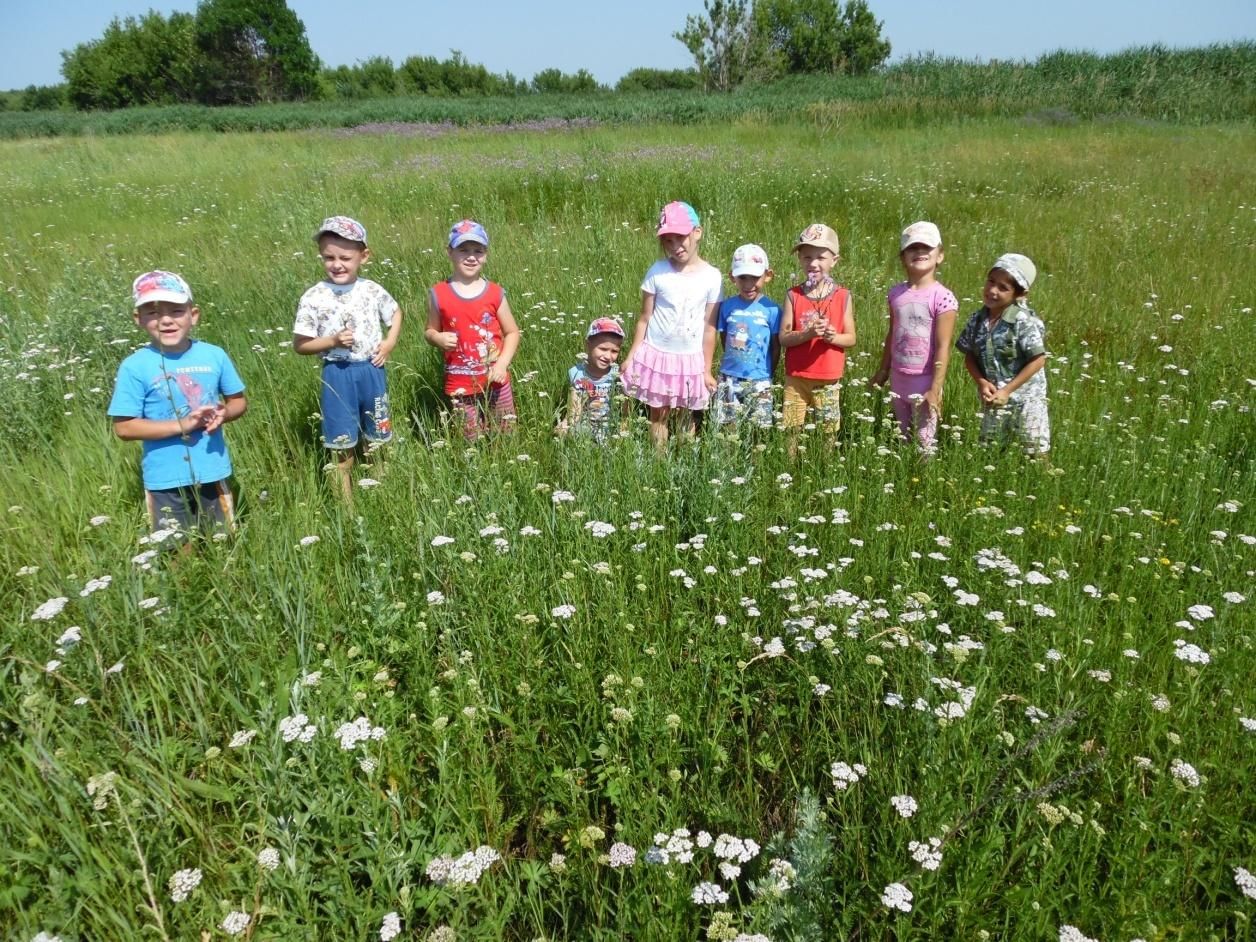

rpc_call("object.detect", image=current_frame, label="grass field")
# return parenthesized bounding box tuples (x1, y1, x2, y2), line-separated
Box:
(1, 113, 1254, 941)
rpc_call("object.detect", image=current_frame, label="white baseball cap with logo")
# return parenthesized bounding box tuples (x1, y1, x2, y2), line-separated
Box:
(730, 243, 769, 277)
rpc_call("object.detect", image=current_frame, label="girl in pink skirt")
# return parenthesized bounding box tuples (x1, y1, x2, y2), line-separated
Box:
(621, 201, 723, 448)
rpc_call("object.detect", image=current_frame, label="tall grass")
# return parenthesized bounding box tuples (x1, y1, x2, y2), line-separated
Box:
(1, 43, 1252, 140)
(0, 117, 1254, 940)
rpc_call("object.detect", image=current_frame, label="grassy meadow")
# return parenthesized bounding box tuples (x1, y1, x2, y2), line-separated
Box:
(1, 112, 1254, 941)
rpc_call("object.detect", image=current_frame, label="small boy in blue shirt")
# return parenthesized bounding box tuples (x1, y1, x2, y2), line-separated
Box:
(709, 244, 781, 427)
(108, 271, 247, 537)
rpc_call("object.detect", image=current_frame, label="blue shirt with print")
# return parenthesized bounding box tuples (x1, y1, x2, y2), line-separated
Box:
(717, 295, 781, 381)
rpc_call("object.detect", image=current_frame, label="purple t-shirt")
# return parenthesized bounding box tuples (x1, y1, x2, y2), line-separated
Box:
(886, 281, 958, 375)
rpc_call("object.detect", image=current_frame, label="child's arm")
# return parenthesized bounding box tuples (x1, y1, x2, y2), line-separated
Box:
(558, 385, 581, 435)
(963, 351, 997, 403)
(371, 306, 404, 367)
(988, 355, 1045, 407)
(871, 302, 893, 387)
(702, 302, 720, 392)
(829, 297, 856, 348)
(293, 330, 352, 355)
(623, 292, 655, 370)
(424, 290, 458, 352)
(487, 298, 520, 386)
(779, 291, 814, 348)
(924, 309, 958, 414)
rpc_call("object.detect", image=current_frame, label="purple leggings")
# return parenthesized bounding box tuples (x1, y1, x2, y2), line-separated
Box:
(891, 370, 937, 452)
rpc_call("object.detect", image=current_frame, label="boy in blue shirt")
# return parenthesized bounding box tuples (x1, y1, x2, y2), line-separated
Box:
(109, 271, 247, 538)
(709, 244, 781, 428)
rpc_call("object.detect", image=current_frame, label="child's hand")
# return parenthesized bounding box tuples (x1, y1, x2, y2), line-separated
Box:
(704, 372, 718, 394)
(370, 341, 395, 367)
(432, 330, 458, 352)
(976, 378, 997, 403)
(923, 388, 942, 415)
(870, 367, 889, 388)
(487, 363, 509, 386)
(200, 403, 228, 434)
(333, 327, 355, 349)
(555, 419, 569, 436)
(989, 389, 1010, 408)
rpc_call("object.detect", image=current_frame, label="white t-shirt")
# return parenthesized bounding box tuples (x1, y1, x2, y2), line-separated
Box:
(640, 259, 722, 355)
(293, 278, 399, 362)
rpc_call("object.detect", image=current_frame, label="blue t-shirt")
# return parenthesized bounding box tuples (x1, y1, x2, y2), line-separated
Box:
(108, 341, 245, 490)
(567, 362, 619, 442)
(717, 295, 781, 381)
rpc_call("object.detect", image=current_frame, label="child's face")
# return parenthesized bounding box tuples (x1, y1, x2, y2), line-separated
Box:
(660, 228, 701, 266)
(901, 242, 943, 279)
(448, 241, 487, 280)
(319, 235, 369, 285)
(983, 268, 1023, 314)
(585, 335, 622, 374)
(796, 246, 837, 283)
(135, 300, 199, 353)
(733, 272, 770, 301)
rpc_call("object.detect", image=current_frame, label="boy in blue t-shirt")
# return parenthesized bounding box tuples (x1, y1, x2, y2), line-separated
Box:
(710, 244, 781, 427)
(108, 271, 247, 538)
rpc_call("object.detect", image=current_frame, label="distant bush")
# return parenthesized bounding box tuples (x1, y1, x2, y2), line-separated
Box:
(1, 43, 1251, 139)
(615, 68, 701, 93)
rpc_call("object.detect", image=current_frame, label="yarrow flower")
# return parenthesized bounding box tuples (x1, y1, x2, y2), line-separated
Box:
(881, 882, 913, 912)
(79, 576, 112, 597)
(220, 911, 249, 936)
(426, 845, 501, 886)
(909, 837, 944, 870)
(1170, 758, 1200, 787)
(431, 535, 455, 546)
(1235, 866, 1256, 900)
(551, 604, 576, 619)
(1186, 604, 1215, 621)
(1173, 640, 1211, 664)
(379, 911, 401, 941)
(830, 760, 867, 790)
(584, 520, 616, 538)
(228, 729, 258, 749)
(279, 713, 317, 743)
(608, 841, 637, 868)
(334, 716, 386, 750)
(167, 867, 202, 903)
(891, 795, 918, 818)
(1058, 926, 1098, 942)
(713, 833, 761, 863)
(257, 847, 280, 871)
(691, 881, 730, 905)
(31, 597, 69, 621)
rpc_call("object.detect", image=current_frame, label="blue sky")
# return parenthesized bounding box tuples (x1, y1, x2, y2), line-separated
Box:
(1, 0, 1252, 90)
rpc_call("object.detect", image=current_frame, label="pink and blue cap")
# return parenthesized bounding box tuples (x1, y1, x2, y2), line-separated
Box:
(656, 201, 700, 237)
(315, 215, 368, 245)
(449, 219, 489, 249)
(586, 316, 625, 341)
(132, 270, 193, 307)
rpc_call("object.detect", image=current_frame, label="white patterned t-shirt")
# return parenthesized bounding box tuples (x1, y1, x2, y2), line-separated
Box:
(293, 278, 399, 362)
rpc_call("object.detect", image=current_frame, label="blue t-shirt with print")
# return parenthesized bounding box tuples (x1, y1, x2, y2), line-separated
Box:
(108, 340, 245, 490)
(717, 295, 781, 381)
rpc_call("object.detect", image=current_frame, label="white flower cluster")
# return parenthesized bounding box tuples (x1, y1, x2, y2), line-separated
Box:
(79, 575, 112, 597)
(909, 837, 943, 871)
(1235, 866, 1256, 900)
(31, 597, 69, 621)
(1173, 640, 1211, 664)
(85, 771, 118, 811)
(756, 858, 796, 896)
(334, 716, 386, 751)
(691, 881, 729, 905)
(426, 845, 501, 886)
(279, 713, 317, 743)
(608, 841, 636, 868)
(891, 795, 918, 818)
(831, 760, 867, 790)
(229, 729, 258, 749)
(1170, 758, 1200, 787)
(584, 520, 616, 538)
(257, 847, 280, 871)
(220, 911, 249, 936)
(881, 882, 913, 912)
(713, 833, 761, 864)
(551, 604, 576, 619)
(647, 827, 699, 865)
(379, 911, 401, 941)
(1058, 926, 1097, 942)
(167, 867, 202, 903)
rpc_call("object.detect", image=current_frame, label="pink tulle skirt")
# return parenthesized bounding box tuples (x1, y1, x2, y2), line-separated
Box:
(622, 342, 710, 410)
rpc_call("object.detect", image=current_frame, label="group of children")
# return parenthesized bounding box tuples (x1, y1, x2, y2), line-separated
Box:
(108, 203, 1049, 536)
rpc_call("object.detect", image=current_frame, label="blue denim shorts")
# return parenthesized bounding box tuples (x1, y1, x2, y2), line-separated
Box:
(146, 480, 235, 534)
(320, 360, 393, 450)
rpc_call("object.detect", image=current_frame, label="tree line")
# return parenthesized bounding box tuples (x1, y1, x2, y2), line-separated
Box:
(3, 0, 890, 112)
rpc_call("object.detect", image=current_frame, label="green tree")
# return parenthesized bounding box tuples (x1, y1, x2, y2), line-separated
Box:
(674, 0, 757, 92)
(60, 11, 197, 110)
(193, 0, 320, 104)
(531, 68, 602, 94)
(838, 0, 891, 75)
(615, 68, 701, 92)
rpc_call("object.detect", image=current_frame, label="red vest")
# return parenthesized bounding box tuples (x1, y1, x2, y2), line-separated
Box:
(785, 285, 849, 380)
(431, 280, 505, 395)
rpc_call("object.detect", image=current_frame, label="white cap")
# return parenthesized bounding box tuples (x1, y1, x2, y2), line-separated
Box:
(730, 243, 769, 277)
(992, 253, 1037, 291)
(900, 221, 942, 250)
(132, 270, 192, 306)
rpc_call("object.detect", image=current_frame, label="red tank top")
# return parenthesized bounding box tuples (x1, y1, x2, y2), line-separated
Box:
(431, 280, 505, 395)
(784, 285, 849, 380)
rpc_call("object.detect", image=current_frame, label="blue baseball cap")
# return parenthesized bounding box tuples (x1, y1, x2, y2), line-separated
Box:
(449, 219, 489, 249)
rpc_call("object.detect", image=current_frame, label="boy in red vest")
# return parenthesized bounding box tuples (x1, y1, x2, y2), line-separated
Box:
(424, 220, 521, 439)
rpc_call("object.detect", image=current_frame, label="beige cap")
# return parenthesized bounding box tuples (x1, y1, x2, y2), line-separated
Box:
(793, 223, 840, 256)
(900, 221, 942, 250)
